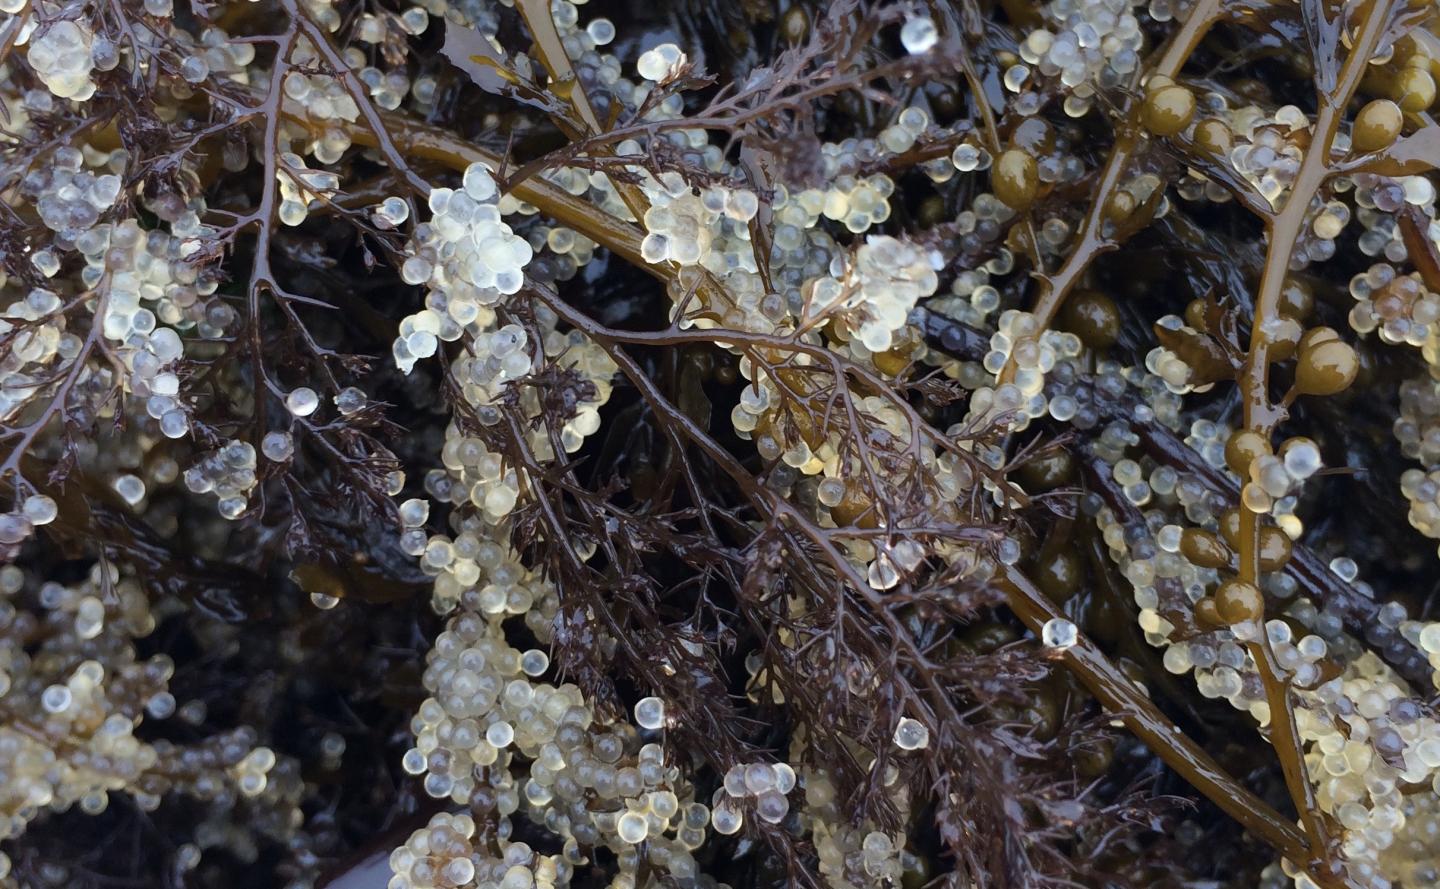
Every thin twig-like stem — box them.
[285,21,1364,873]
[996,566,1330,879]
[334,111,649,266]
[1235,0,1401,865]
[531,283,1344,885]
[0,288,109,498]
[513,0,651,224]
[928,0,1044,275]
[1024,0,1224,335]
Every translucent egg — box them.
[617,811,648,843]
[893,717,930,750]
[711,802,743,835]
[1041,618,1078,650]
[900,16,938,54]
[634,696,665,730]
[114,474,146,505]
[286,387,319,417]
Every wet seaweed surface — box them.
[7,0,1440,887]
